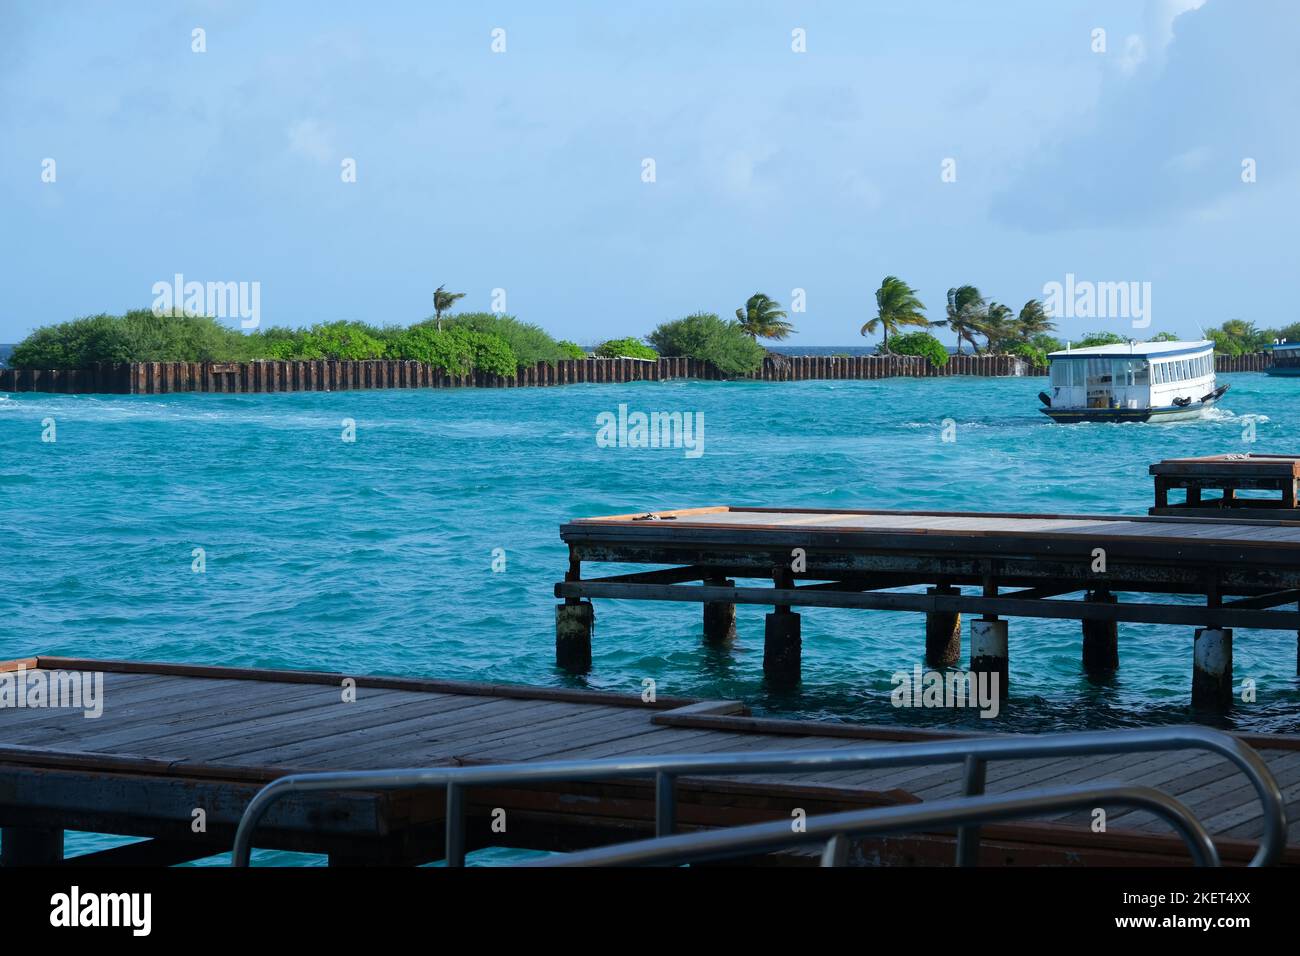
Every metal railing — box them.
[521,783,1220,866]
[229,725,1284,867]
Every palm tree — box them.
[977,302,1015,353]
[433,285,466,331]
[861,276,928,353]
[735,293,793,340]
[940,286,987,354]
[1015,299,1056,341]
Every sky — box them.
[1,0,1296,345]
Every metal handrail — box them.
[519,784,1220,867]
[229,725,1284,867]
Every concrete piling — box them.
[970,618,1009,698]
[1192,627,1233,711]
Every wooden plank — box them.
[22,656,700,711]
[183,688,495,762]
[0,677,262,743]
[324,700,637,769]
[206,694,515,767]
[70,684,414,754]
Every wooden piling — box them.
[556,602,595,671]
[1082,590,1120,675]
[702,577,737,645]
[925,585,962,667]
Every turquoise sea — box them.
[2,373,1299,734]
[3,372,1298,862]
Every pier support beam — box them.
[763,610,801,686]
[970,619,1008,699]
[1082,589,1119,676]
[925,585,961,667]
[702,578,737,645]
[1192,627,1233,711]
[555,601,594,671]
[0,827,63,866]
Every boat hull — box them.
[1039,397,1221,424]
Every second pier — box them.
[555,505,1300,709]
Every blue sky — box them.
[1,0,1296,345]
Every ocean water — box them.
[2,373,1298,738]
[4,372,1298,864]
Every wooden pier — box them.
[556,506,1300,707]
[2,656,1299,867]
[1151,454,1300,520]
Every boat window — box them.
[1156,362,1166,385]
[1050,362,1069,386]
[1086,358,1113,387]
[1134,360,1150,386]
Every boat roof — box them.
[1272,342,1300,351]
[1047,340,1213,360]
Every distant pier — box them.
[556,506,1300,709]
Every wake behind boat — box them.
[1037,340,1229,423]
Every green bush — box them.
[1075,331,1128,348]
[1206,320,1270,357]
[646,312,765,377]
[246,321,387,361]
[889,331,949,367]
[9,310,253,367]
[1006,341,1049,368]
[386,325,517,376]
[444,312,571,367]
[593,337,657,360]
[556,340,587,359]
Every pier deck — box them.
[2,656,1299,866]
[556,506,1300,702]
[1150,453,1300,520]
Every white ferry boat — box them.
[1038,340,1229,423]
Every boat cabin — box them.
[1267,342,1300,377]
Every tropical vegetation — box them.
[861,276,928,353]
[7,280,1289,378]
[735,293,794,341]
[594,337,658,360]
[889,331,949,367]
[647,312,766,376]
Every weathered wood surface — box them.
[560,507,1300,604]
[1150,454,1300,519]
[2,657,1299,864]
